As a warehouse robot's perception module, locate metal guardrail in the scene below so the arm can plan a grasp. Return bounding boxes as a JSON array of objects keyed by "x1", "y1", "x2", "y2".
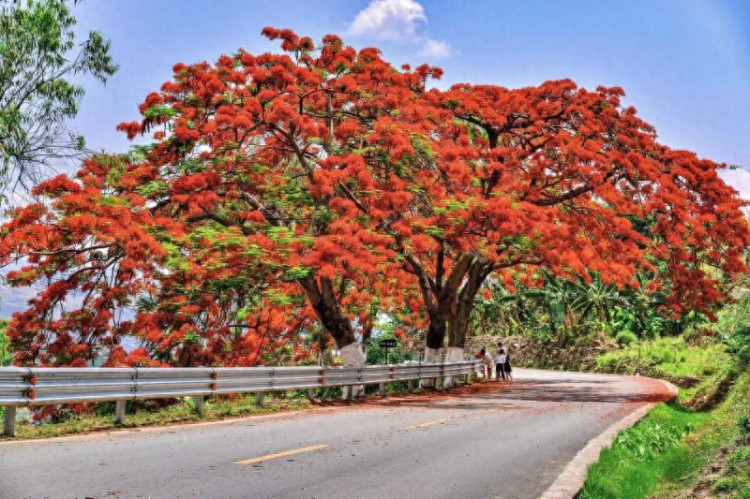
[{"x1": 0, "y1": 361, "x2": 481, "y2": 437}]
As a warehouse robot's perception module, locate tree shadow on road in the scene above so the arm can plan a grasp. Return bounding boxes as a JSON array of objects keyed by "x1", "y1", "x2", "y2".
[
  {"x1": 309, "y1": 375, "x2": 670, "y2": 414},
  {"x1": 339, "y1": 378, "x2": 670, "y2": 412}
]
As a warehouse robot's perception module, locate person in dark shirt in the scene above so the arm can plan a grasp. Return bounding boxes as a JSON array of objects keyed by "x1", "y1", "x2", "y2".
[{"x1": 504, "y1": 351, "x2": 513, "y2": 382}]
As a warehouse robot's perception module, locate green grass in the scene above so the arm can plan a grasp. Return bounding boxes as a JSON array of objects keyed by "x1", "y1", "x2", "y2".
[
  {"x1": 596, "y1": 336, "x2": 729, "y2": 383},
  {"x1": 579, "y1": 403, "x2": 710, "y2": 499},
  {"x1": 580, "y1": 371, "x2": 750, "y2": 499}
]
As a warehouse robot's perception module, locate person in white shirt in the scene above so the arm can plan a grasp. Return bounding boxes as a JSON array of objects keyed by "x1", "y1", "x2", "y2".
[
  {"x1": 484, "y1": 350, "x2": 494, "y2": 379},
  {"x1": 476, "y1": 348, "x2": 493, "y2": 379},
  {"x1": 495, "y1": 349, "x2": 507, "y2": 381}
]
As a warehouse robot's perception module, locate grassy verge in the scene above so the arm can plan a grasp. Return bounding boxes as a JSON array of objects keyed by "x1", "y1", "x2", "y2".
[
  {"x1": 595, "y1": 336, "x2": 728, "y2": 383},
  {"x1": 579, "y1": 402, "x2": 708, "y2": 498},
  {"x1": 594, "y1": 336, "x2": 738, "y2": 410},
  {"x1": 579, "y1": 370, "x2": 750, "y2": 499}
]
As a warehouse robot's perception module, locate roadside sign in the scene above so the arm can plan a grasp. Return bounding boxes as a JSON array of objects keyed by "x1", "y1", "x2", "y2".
[{"x1": 378, "y1": 339, "x2": 398, "y2": 364}]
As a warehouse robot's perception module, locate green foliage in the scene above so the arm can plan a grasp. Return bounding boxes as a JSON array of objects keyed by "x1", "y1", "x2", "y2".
[
  {"x1": 0, "y1": 321, "x2": 11, "y2": 366},
  {"x1": 613, "y1": 413, "x2": 695, "y2": 459},
  {"x1": 724, "y1": 325, "x2": 750, "y2": 367},
  {"x1": 708, "y1": 275, "x2": 750, "y2": 371},
  {"x1": 595, "y1": 336, "x2": 728, "y2": 382},
  {"x1": 615, "y1": 330, "x2": 638, "y2": 346},
  {"x1": 142, "y1": 104, "x2": 178, "y2": 120},
  {"x1": 264, "y1": 289, "x2": 295, "y2": 306},
  {"x1": 579, "y1": 402, "x2": 710, "y2": 499},
  {"x1": 739, "y1": 414, "x2": 750, "y2": 438},
  {"x1": 135, "y1": 180, "x2": 168, "y2": 196},
  {"x1": 728, "y1": 447, "x2": 750, "y2": 471},
  {"x1": 281, "y1": 266, "x2": 310, "y2": 281},
  {"x1": 582, "y1": 372, "x2": 750, "y2": 499},
  {"x1": 0, "y1": 0, "x2": 117, "y2": 192},
  {"x1": 0, "y1": 321, "x2": 10, "y2": 423},
  {"x1": 365, "y1": 319, "x2": 412, "y2": 365},
  {"x1": 715, "y1": 277, "x2": 750, "y2": 335},
  {"x1": 470, "y1": 272, "x2": 688, "y2": 344},
  {"x1": 711, "y1": 475, "x2": 750, "y2": 495}
]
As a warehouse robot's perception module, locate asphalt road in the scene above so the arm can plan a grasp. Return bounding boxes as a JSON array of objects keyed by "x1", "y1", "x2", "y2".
[{"x1": 0, "y1": 369, "x2": 670, "y2": 499}]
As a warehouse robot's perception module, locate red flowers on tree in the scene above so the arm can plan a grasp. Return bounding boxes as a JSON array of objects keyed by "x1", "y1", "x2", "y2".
[{"x1": 1, "y1": 28, "x2": 747, "y2": 371}]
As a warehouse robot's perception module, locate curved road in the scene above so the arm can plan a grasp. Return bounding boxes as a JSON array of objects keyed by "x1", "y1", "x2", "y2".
[{"x1": 0, "y1": 369, "x2": 670, "y2": 499}]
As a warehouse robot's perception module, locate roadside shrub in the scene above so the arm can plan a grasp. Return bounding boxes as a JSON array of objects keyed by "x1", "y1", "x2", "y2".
[
  {"x1": 712, "y1": 475, "x2": 745, "y2": 493},
  {"x1": 615, "y1": 330, "x2": 638, "y2": 346},
  {"x1": 0, "y1": 322, "x2": 10, "y2": 366},
  {"x1": 614, "y1": 417, "x2": 694, "y2": 458},
  {"x1": 739, "y1": 415, "x2": 750, "y2": 437},
  {"x1": 728, "y1": 446, "x2": 750, "y2": 472},
  {"x1": 725, "y1": 326, "x2": 750, "y2": 367}
]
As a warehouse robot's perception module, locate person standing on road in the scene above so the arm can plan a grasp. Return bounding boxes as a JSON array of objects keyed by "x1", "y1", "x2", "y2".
[
  {"x1": 497, "y1": 340, "x2": 508, "y2": 358},
  {"x1": 504, "y1": 351, "x2": 513, "y2": 382},
  {"x1": 495, "y1": 348, "x2": 507, "y2": 381},
  {"x1": 476, "y1": 348, "x2": 493, "y2": 379}
]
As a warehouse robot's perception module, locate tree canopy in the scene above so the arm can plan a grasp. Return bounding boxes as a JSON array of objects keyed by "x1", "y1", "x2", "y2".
[
  {"x1": 0, "y1": 28, "x2": 747, "y2": 368},
  {"x1": 0, "y1": 0, "x2": 117, "y2": 194}
]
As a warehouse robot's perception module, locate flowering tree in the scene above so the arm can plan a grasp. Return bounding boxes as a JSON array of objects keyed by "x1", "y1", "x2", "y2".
[
  {"x1": 1, "y1": 28, "x2": 747, "y2": 376},
  {"x1": 0, "y1": 28, "x2": 420, "y2": 368},
  {"x1": 356, "y1": 80, "x2": 750, "y2": 364}
]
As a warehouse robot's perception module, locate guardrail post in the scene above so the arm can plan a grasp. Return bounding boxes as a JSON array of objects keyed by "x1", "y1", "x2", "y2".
[
  {"x1": 408, "y1": 379, "x2": 415, "y2": 391},
  {"x1": 255, "y1": 392, "x2": 265, "y2": 406},
  {"x1": 345, "y1": 385, "x2": 354, "y2": 402},
  {"x1": 379, "y1": 382, "x2": 386, "y2": 397},
  {"x1": 307, "y1": 388, "x2": 315, "y2": 401},
  {"x1": 3, "y1": 406, "x2": 17, "y2": 437},
  {"x1": 193, "y1": 396, "x2": 205, "y2": 417},
  {"x1": 114, "y1": 400, "x2": 126, "y2": 425}
]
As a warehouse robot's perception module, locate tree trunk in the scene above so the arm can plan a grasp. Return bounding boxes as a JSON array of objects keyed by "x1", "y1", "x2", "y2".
[
  {"x1": 447, "y1": 303, "x2": 472, "y2": 350},
  {"x1": 443, "y1": 346, "x2": 464, "y2": 387},
  {"x1": 445, "y1": 300, "x2": 473, "y2": 387},
  {"x1": 299, "y1": 275, "x2": 366, "y2": 398},
  {"x1": 421, "y1": 306, "x2": 446, "y2": 388},
  {"x1": 362, "y1": 324, "x2": 373, "y2": 355},
  {"x1": 445, "y1": 262, "x2": 489, "y2": 385}
]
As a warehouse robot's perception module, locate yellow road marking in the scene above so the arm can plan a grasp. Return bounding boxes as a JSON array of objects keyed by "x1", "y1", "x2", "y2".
[
  {"x1": 406, "y1": 418, "x2": 447, "y2": 430},
  {"x1": 234, "y1": 444, "x2": 329, "y2": 465}
]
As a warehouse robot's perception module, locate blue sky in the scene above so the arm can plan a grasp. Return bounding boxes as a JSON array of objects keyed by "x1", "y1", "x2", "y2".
[
  {"x1": 68, "y1": 0, "x2": 750, "y2": 192},
  {"x1": 3, "y1": 0, "x2": 750, "y2": 315}
]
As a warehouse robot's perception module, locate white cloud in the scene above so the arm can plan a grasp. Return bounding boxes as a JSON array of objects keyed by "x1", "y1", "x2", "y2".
[
  {"x1": 346, "y1": 0, "x2": 452, "y2": 58},
  {"x1": 719, "y1": 168, "x2": 750, "y2": 201},
  {"x1": 418, "y1": 37, "x2": 451, "y2": 58},
  {"x1": 347, "y1": 0, "x2": 426, "y2": 41}
]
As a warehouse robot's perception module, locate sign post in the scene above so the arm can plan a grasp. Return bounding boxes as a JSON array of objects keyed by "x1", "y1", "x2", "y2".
[{"x1": 378, "y1": 339, "x2": 398, "y2": 364}]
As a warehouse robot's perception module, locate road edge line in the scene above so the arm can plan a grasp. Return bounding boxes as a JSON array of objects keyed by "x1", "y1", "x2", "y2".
[{"x1": 538, "y1": 377, "x2": 679, "y2": 499}]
